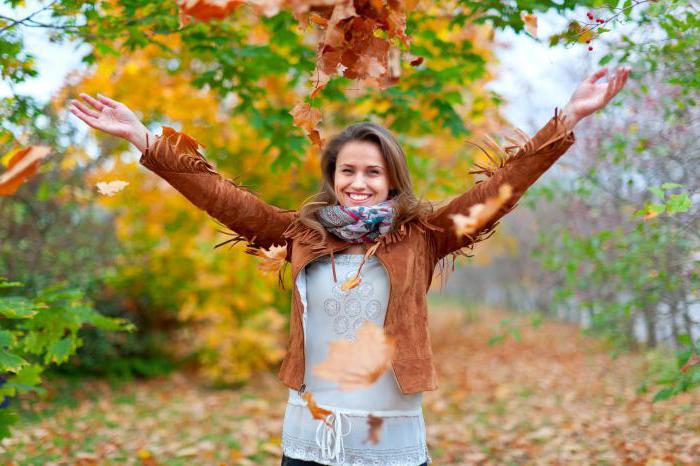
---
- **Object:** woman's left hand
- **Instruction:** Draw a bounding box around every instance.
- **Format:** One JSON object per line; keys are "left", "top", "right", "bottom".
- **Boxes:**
{"left": 562, "top": 66, "right": 631, "bottom": 128}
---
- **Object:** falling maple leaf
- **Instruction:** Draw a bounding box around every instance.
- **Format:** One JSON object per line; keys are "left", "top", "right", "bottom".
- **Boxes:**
{"left": 0, "top": 146, "right": 51, "bottom": 196}
{"left": 449, "top": 184, "right": 513, "bottom": 237}
{"left": 364, "top": 414, "right": 384, "bottom": 445}
{"left": 96, "top": 180, "right": 129, "bottom": 196}
{"left": 245, "top": 244, "right": 288, "bottom": 274}
{"left": 302, "top": 391, "right": 333, "bottom": 428}
{"left": 522, "top": 13, "right": 538, "bottom": 37}
{"left": 290, "top": 102, "right": 323, "bottom": 148}
{"left": 177, "top": 0, "right": 244, "bottom": 27}
{"left": 313, "top": 320, "right": 396, "bottom": 391}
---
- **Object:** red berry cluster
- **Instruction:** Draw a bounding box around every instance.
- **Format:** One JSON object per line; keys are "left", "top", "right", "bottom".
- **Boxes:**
{"left": 585, "top": 11, "right": 605, "bottom": 51}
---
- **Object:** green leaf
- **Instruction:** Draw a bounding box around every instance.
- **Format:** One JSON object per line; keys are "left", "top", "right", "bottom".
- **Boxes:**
{"left": 649, "top": 186, "right": 665, "bottom": 199}
{"left": 0, "top": 350, "right": 27, "bottom": 372}
{"left": 666, "top": 193, "right": 692, "bottom": 214}
{"left": 652, "top": 387, "right": 675, "bottom": 402}
{"left": 599, "top": 54, "right": 614, "bottom": 65}
{"left": 0, "top": 297, "right": 40, "bottom": 319}
{"left": 0, "top": 409, "right": 19, "bottom": 441}
{"left": 46, "top": 337, "right": 74, "bottom": 365}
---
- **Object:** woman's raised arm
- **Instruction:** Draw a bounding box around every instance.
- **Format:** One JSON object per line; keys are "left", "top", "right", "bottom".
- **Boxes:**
{"left": 427, "top": 66, "right": 631, "bottom": 261}
{"left": 69, "top": 93, "right": 296, "bottom": 251}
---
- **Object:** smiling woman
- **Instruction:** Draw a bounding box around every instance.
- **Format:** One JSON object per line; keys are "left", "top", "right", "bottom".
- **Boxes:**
{"left": 69, "top": 64, "right": 630, "bottom": 466}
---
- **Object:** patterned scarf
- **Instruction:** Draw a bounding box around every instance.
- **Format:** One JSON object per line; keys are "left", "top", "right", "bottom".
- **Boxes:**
{"left": 316, "top": 199, "right": 396, "bottom": 243}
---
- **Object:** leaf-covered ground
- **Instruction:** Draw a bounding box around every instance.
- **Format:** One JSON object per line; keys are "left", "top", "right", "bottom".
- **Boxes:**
{"left": 3, "top": 306, "right": 698, "bottom": 465}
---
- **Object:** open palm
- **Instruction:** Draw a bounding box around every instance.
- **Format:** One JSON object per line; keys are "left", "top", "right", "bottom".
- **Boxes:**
{"left": 69, "top": 93, "right": 144, "bottom": 140}
{"left": 565, "top": 66, "right": 631, "bottom": 121}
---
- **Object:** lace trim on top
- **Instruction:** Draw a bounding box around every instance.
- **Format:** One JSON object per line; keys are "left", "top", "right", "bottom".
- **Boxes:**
{"left": 282, "top": 402, "right": 432, "bottom": 466}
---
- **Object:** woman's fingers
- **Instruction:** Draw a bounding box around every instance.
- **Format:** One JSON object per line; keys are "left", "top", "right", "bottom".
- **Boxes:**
{"left": 79, "top": 93, "right": 105, "bottom": 112}
{"left": 587, "top": 67, "right": 608, "bottom": 84}
{"left": 95, "top": 93, "right": 120, "bottom": 108}
{"left": 69, "top": 104, "right": 98, "bottom": 128}
{"left": 72, "top": 100, "right": 100, "bottom": 119}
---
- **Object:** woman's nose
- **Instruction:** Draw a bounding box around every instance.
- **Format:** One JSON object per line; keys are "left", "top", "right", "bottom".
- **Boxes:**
{"left": 350, "top": 175, "right": 367, "bottom": 189}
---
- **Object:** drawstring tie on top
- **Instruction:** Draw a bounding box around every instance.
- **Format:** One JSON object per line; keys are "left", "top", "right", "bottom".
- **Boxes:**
{"left": 315, "top": 408, "right": 352, "bottom": 463}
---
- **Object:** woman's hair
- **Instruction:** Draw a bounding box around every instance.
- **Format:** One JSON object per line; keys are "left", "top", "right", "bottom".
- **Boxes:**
{"left": 298, "top": 121, "right": 435, "bottom": 242}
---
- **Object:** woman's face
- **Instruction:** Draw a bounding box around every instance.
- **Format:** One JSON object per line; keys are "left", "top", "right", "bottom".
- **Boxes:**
{"left": 334, "top": 140, "right": 392, "bottom": 208}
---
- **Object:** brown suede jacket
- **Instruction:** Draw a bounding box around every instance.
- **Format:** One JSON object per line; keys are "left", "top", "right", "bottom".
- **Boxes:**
{"left": 139, "top": 108, "right": 576, "bottom": 395}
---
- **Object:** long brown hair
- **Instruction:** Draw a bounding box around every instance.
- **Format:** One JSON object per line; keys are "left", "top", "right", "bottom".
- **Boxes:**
{"left": 298, "top": 121, "right": 435, "bottom": 242}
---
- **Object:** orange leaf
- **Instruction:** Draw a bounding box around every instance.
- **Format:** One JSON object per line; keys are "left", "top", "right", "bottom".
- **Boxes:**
{"left": 290, "top": 102, "right": 323, "bottom": 148}
{"left": 449, "top": 184, "right": 513, "bottom": 237}
{"left": 365, "top": 414, "right": 384, "bottom": 445}
{"left": 522, "top": 13, "right": 538, "bottom": 37}
{"left": 340, "top": 274, "right": 361, "bottom": 291}
{"left": 642, "top": 210, "right": 659, "bottom": 221}
{"left": 309, "top": 12, "right": 329, "bottom": 27}
{"left": 177, "top": 0, "right": 243, "bottom": 26}
{"left": 0, "top": 146, "right": 51, "bottom": 196}
{"left": 302, "top": 392, "right": 333, "bottom": 428}
{"left": 312, "top": 320, "right": 396, "bottom": 391}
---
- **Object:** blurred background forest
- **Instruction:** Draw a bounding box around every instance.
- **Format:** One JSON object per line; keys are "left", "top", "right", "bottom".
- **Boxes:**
{"left": 0, "top": 0, "right": 698, "bottom": 463}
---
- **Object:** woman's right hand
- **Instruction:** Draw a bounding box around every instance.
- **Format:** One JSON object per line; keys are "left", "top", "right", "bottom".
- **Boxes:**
{"left": 69, "top": 93, "right": 154, "bottom": 152}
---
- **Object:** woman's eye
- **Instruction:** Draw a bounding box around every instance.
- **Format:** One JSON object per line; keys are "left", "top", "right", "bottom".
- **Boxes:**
{"left": 343, "top": 169, "right": 352, "bottom": 174}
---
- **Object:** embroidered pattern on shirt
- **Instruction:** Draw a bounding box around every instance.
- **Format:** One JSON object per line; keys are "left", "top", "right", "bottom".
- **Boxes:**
{"left": 317, "top": 256, "right": 385, "bottom": 340}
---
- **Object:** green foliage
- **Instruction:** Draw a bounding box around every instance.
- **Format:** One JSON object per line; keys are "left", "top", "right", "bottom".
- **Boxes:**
{"left": 0, "top": 276, "right": 135, "bottom": 440}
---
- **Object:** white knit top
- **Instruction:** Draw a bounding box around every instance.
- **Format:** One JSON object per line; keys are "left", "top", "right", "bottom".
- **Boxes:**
{"left": 281, "top": 253, "right": 432, "bottom": 466}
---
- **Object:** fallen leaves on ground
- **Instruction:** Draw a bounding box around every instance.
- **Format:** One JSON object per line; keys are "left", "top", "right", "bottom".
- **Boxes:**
{"left": 4, "top": 307, "right": 698, "bottom": 465}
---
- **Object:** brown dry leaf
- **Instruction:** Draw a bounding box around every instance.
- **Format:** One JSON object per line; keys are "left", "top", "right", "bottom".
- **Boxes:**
{"left": 450, "top": 184, "right": 513, "bottom": 237}
{"left": 313, "top": 320, "right": 396, "bottom": 391}
{"left": 364, "top": 414, "right": 384, "bottom": 445}
{"left": 410, "top": 56, "right": 424, "bottom": 67}
{"left": 302, "top": 392, "right": 333, "bottom": 428}
{"left": 0, "top": 146, "right": 51, "bottom": 196}
{"left": 522, "top": 13, "right": 538, "bottom": 37}
{"left": 96, "top": 180, "right": 129, "bottom": 197}
{"left": 245, "top": 244, "right": 287, "bottom": 274}
{"left": 177, "top": 0, "right": 244, "bottom": 27}
{"left": 341, "top": 274, "right": 361, "bottom": 291}
{"left": 309, "top": 0, "right": 407, "bottom": 94}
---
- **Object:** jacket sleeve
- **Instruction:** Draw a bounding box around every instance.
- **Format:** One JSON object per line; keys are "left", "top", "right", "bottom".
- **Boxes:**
{"left": 138, "top": 126, "right": 297, "bottom": 251}
{"left": 427, "top": 108, "right": 576, "bottom": 262}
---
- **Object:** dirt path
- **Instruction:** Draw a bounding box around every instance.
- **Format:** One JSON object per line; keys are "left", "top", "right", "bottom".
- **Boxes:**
{"left": 3, "top": 307, "right": 698, "bottom": 465}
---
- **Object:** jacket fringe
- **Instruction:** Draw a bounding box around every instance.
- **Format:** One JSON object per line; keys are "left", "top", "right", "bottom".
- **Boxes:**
{"left": 431, "top": 108, "right": 574, "bottom": 290}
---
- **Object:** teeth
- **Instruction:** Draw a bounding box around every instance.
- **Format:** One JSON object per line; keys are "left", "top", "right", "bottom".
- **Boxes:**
{"left": 348, "top": 193, "right": 371, "bottom": 200}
